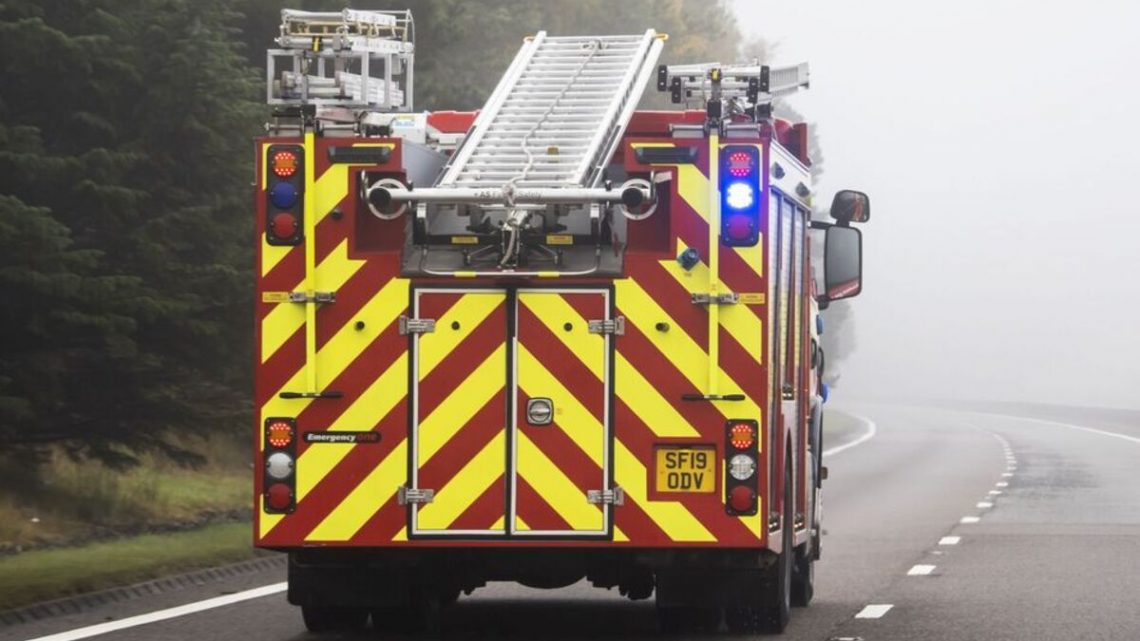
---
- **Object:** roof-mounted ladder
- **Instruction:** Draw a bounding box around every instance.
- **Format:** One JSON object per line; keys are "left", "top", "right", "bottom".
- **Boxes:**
{"left": 379, "top": 30, "right": 665, "bottom": 206}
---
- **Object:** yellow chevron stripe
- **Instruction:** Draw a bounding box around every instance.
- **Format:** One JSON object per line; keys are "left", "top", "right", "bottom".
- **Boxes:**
{"left": 260, "top": 240, "right": 366, "bottom": 364}
{"left": 660, "top": 241, "right": 763, "bottom": 364}
{"left": 515, "top": 431, "right": 603, "bottom": 531}
{"left": 417, "top": 345, "right": 506, "bottom": 466}
{"left": 614, "top": 440, "right": 714, "bottom": 542}
{"left": 258, "top": 277, "right": 408, "bottom": 537}
{"left": 296, "top": 354, "right": 407, "bottom": 500}
{"left": 416, "top": 432, "right": 505, "bottom": 530}
{"left": 614, "top": 353, "right": 699, "bottom": 437}
{"left": 305, "top": 439, "right": 407, "bottom": 541}
{"left": 614, "top": 278, "right": 760, "bottom": 419}
{"left": 516, "top": 344, "right": 603, "bottom": 466}
{"left": 518, "top": 293, "right": 605, "bottom": 381}
{"left": 418, "top": 292, "right": 505, "bottom": 376}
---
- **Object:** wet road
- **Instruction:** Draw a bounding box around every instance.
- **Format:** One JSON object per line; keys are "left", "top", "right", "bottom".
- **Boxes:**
{"left": 6, "top": 404, "right": 1140, "bottom": 641}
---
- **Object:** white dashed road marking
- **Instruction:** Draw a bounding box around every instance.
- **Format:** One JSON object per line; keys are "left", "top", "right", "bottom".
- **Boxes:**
{"left": 960, "top": 516, "right": 981, "bottom": 524}
{"left": 977, "top": 501, "right": 994, "bottom": 508}
{"left": 855, "top": 604, "right": 894, "bottom": 619}
{"left": 939, "top": 536, "right": 961, "bottom": 545}
{"left": 908, "top": 564, "right": 937, "bottom": 576}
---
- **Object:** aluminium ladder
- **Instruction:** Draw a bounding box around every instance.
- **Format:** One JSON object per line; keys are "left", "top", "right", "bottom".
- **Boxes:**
{"left": 437, "top": 30, "right": 665, "bottom": 195}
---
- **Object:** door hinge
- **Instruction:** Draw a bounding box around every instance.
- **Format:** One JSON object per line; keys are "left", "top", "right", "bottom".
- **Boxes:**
{"left": 587, "top": 486, "right": 625, "bottom": 506}
{"left": 398, "top": 316, "right": 436, "bottom": 335}
{"left": 587, "top": 316, "right": 625, "bottom": 336}
{"left": 288, "top": 291, "right": 336, "bottom": 303}
{"left": 397, "top": 486, "right": 434, "bottom": 505}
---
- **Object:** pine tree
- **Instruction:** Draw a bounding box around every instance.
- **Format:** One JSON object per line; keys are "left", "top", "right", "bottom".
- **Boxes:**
{"left": 0, "top": 0, "right": 261, "bottom": 467}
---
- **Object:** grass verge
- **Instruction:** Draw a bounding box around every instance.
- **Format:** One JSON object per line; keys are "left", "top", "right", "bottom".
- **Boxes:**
{"left": 0, "top": 521, "right": 256, "bottom": 611}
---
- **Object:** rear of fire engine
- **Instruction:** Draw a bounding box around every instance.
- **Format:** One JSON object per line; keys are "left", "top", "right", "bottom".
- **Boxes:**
{"left": 254, "top": 9, "right": 870, "bottom": 635}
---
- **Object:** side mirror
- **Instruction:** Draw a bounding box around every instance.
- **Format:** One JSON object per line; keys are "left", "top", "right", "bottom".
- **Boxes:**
{"left": 824, "top": 225, "right": 862, "bottom": 301}
{"left": 830, "top": 190, "right": 870, "bottom": 224}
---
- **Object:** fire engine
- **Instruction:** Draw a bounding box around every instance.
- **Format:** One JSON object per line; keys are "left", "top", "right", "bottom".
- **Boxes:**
{"left": 254, "top": 9, "right": 869, "bottom": 634}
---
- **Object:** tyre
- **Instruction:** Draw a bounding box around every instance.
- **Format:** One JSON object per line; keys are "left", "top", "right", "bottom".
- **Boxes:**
{"left": 656, "top": 605, "right": 720, "bottom": 634}
{"left": 301, "top": 605, "right": 367, "bottom": 632}
{"left": 762, "top": 457, "right": 793, "bottom": 631}
{"left": 725, "top": 456, "right": 793, "bottom": 634}
{"left": 790, "top": 543, "right": 815, "bottom": 607}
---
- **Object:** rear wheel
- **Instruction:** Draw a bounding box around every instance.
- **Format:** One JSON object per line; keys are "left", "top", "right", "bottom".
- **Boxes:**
{"left": 301, "top": 605, "right": 367, "bottom": 632}
{"left": 657, "top": 605, "right": 721, "bottom": 634}
{"left": 725, "top": 457, "right": 793, "bottom": 634}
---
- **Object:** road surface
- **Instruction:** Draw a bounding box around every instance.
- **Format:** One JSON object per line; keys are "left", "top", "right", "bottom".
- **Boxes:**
{"left": 5, "top": 403, "right": 1139, "bottom": 641}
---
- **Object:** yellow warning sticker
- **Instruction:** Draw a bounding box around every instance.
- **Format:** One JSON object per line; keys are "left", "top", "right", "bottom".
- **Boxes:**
{"left": 739, "top": 292, "right": 766, "bottom": 305}
{"left": 450, "top": 236, "right": 479, "bottom": 245}
{"left": 546, "top": 234, "right": 573, "bottom": 245}
{"left": 262, "top": 291, "right": 290, "bottom": 303}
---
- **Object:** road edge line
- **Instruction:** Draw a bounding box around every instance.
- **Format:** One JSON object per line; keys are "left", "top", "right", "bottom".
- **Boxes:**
{"left": 21, "top": 583, "right": 287, "bottom": 641}
{"left": 823, "top": 413, "right": 877, "bottom": 458}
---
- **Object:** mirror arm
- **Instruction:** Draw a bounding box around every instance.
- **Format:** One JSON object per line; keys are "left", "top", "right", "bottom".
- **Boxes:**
{"left": 815, "top": 295, "right": 831, "bottom": 310}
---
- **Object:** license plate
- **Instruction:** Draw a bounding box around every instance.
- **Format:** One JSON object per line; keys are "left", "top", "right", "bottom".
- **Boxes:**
{"left": 655, "top": 446, "right": 716, "bottom": 493}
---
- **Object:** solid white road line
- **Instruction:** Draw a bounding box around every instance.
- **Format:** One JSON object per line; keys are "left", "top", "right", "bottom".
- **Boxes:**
{"left": 907, "top": 564, "right": 936, "bottom": 576}
{"left": 22, "top": 583, "right": 288, "bottom": 641}
{"left": 823, "top": 414, "right": 878, "bottom": 458}
{"left": 960, "top": 516, "right": 981, "bottom": 524}
{"left": 968, "top": 411, "right": 1140, "bottom": 446}
{"left": 939, "top": 536, "right": 961, "bottom": 545}
{"left": 855, "top": 604, "right": 894, "bottom": 619}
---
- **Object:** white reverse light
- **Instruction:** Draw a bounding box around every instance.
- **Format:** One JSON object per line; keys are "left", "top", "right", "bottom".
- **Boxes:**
{"left": 728, "top": 453, "right": 756, "bottom": 481}
{"left": 725, "top": 182, "right": 755, "bottom": 210}
{"left": 266, "top": 452, "right": 294, "bottom": 480}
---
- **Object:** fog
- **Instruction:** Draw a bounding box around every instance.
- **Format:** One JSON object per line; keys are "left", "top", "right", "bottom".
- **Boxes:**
{"left": 732, "top": 0, "right": 1140, "bottom": 409}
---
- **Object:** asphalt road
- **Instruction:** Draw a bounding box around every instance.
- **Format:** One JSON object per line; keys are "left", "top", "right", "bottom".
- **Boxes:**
{"left": 5, "top": 403, "right": 1140, "bottom": 641}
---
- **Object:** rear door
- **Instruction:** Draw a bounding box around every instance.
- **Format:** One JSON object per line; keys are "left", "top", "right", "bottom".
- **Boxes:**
{"left": 511, "top": 289, "right": 611, "bottom": 536}
{"left": 410, "top": 289, "right": 509, "bottom": 536}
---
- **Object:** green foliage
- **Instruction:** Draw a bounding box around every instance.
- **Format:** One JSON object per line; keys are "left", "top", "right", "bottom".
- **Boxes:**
{"left": 1, "top": 0, "right": 750, "bottom": 469}
{"left": 0, "top": 0, "right": 262, "bottom": 466}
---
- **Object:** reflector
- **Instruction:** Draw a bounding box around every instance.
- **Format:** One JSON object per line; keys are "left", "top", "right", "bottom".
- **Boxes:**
{"left": 729, "top": 485, "right": 755, "bottom": 512}
{"left": 270, "top": 212, "right": 299, "bottom": 240}
{"left": 266, "top": 483, "right": 293, "bottom": 510}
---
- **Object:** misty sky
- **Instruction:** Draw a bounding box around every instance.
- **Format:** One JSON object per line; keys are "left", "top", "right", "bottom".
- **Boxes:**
{"left": 731, "top": 0, "right": 1140, "bottom": 409}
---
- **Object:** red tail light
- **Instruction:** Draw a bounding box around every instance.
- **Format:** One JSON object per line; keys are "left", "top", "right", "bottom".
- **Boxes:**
{"left": 729, "top": 486, "right": 755, "bottom": 512}
{"left": 266, "top": 483, "right": 293, "bottom": 510}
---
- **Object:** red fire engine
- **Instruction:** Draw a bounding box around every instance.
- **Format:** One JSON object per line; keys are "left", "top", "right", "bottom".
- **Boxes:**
{"left": 254, "top": 9, "right": 869, "bottom": 634}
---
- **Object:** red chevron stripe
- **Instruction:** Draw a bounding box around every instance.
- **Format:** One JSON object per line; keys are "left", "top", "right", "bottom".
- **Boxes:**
{"left": 416, "top": 297, "right": 506, "bottom": 419}
{"left": 448, "top": 476, "right": 507, "bottom": 531}
{"left": 514, "top": 476, "right": 572, "bottom": 532}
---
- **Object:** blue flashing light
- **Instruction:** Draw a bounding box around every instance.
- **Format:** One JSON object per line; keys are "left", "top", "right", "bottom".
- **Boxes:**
{"left": 725, "top": 181, "right": 755, "bottom": 211}
{"left": 270, "top": 181, "right": 298, "bottom": 210}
